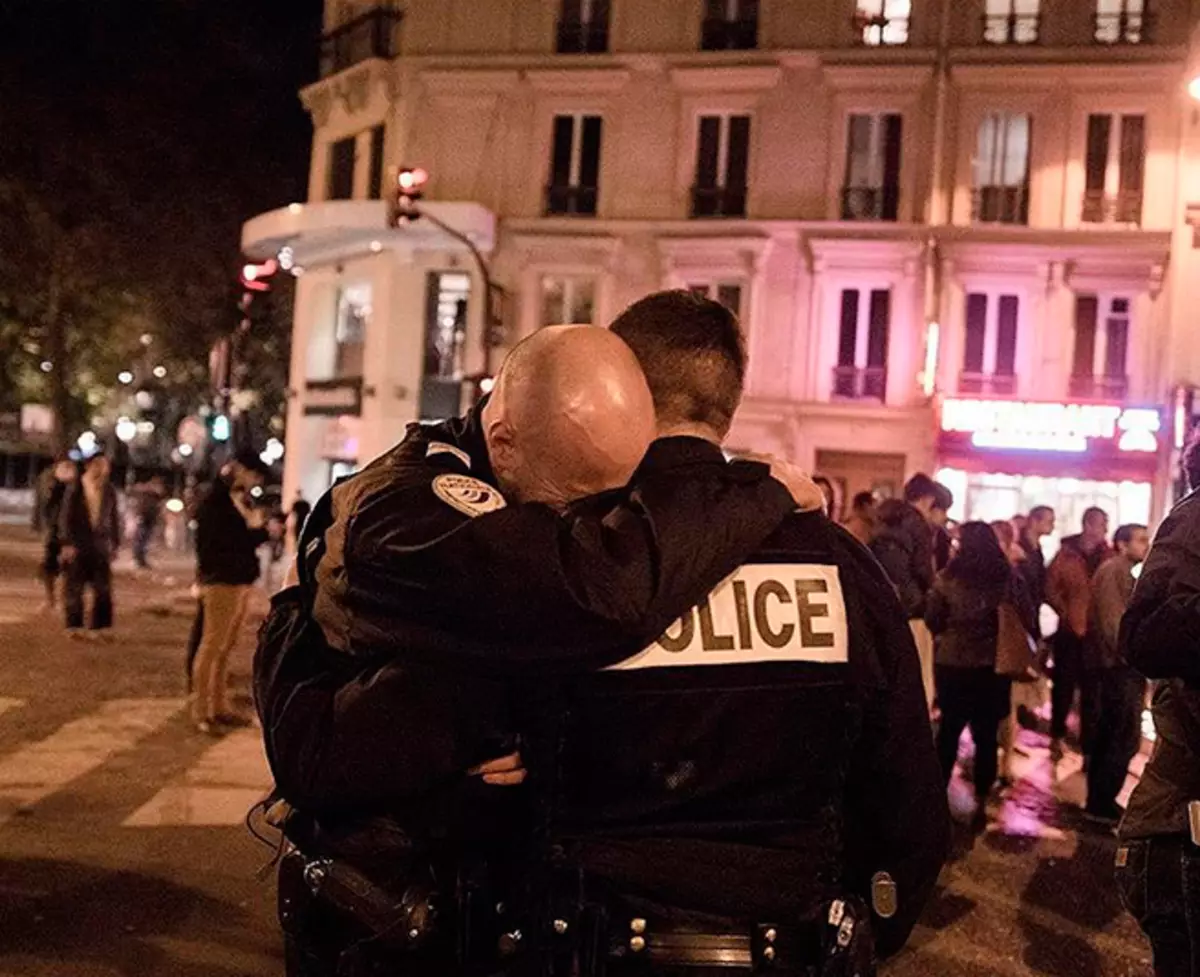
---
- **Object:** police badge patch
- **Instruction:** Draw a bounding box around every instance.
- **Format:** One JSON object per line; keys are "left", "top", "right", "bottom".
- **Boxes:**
{"left": 431, "top": 474, "right": 507, "bottom": 518}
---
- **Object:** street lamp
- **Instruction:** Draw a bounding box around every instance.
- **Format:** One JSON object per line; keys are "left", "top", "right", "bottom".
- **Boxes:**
{"left": 115, "top": 417, "right": 137, "bottom": 443}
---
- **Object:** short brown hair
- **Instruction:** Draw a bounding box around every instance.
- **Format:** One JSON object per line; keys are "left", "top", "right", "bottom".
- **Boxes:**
{"left": 609, "top": 290, "right": 745, "bottom": 437}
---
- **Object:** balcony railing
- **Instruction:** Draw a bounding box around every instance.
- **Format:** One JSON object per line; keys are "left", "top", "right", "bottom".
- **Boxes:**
{"left": 691, "top": 185, "right": 747, "bottom": 218}
{"left": 853, "top": 13, "right": 909, "bottom": 45}
{"left": 1094, "top": 11, "right": 1151, "bottom": 44}
{"left": 841, "top": 185, "right": 900, "bottom": 221}
{"left": 1081, "top": 189, "right": 1143, "bottom": 225}
{"left": 972, "top": 185, "right": 1029, "bottom": 225}
{"left": 700, "top": 17, "right": 758, "bottom": 51}
{"left": 960, "top": 372, "right": 1017, "bottom": 396}
{"left": 981, "top": 13, "right": 1040, "bottom": 45}
{"left": 556, "top": 18, "right": 609, "bottom": 53}
{"left": 1069, "top": 375, "right": 1129, "bottom": 400}
{"left": 546, "top": 184, "right": 598, "bottom": 216}
{"left": 832, "top": 366, "right": 887, "bottom": 401}
{"left": 319, "top": 7, "right": 402, "bottom": 79}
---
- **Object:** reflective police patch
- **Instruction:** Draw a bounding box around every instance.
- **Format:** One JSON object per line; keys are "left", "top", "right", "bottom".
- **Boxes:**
{"left": 432, "top": 474, "right": 506, "bottom": 518}
{"left": 426, "top": 441, "right": 471, "bottom": 469}
{"left": 607, "top": 564, "right": 849, "bottom": 670}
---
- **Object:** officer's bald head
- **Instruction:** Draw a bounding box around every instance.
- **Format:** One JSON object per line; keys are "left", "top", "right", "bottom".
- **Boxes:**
{"left": 482, "top": 325, "right": 656, "bottom": 506}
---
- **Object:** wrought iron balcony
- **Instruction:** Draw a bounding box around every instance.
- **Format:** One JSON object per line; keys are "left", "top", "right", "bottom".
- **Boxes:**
{"left": 556, "top": 18, "right": 609, "bottom": 53}
{"left": 1094, "top": 10, "right": 1151, "bottom": 44}
{"left": 700, "top": 16, "right": 758, "bottom": 51}
{"left": 1069, "top": 375, "right": 1129, "bottom": 401}
{"left": 853, "top": 12, "right": 909, "bottom": 45}
{"left": 959, "top": 372, "right": 1017, "bottom": 397}
{"left": 545, "top": 184, "right": 598, "bottom": 216}
{"left": 981, "top": 13, "right": 1039, "bottom": 45}
{"left": 319, "top": 7, "right": 402, "bottom": 79}
{"left": 841, "top": 185, "right": 900, "bottom": 221}
{"left": 1081, "top": 189, "right": 1143, "bottom": 225}
{"left": 691, "top": 185, "right": 747, "bottom": 218}
{"left": 832, "top": 366, "right": 887, "bottom": 401}
{"left": 972, "top": 185, "right": 1029, "bottom": 225}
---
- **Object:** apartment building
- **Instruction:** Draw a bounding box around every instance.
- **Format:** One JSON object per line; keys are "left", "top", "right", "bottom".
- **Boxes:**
{"left": 242, "top": 0, "right": 1200, "bottom": 538}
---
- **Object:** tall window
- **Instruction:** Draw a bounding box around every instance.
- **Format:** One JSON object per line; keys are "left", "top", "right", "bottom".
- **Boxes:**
{"left": 833, "top": 289, "right": 890, "bottom": 401}
{"left": 692, "top": 115, "right": 750, "bottom": 218}
{"left": 546, "top": 115, "right": 602, "bottom": 216}
{"left": 961, "top": 292, "right": 1019, "bottom": 395}
{"left": 701, "top": 0, "right": 758, "bottom": 51}
{"left": 1095, "top": 0, "right": 1145, "bottom": 44}
{"left": 1082, "top": 114, "right": 1145, "bottom": 224}
{"left": 327, "top": 137, "right": 356, "bottom": 200}
{"left": 972, "top": 113, "right": 1031, "bottom": 224}
{"left": 687, "top": 282, "right": 744, "bottom": 318}
{"left": 334, "top": 284, "right": 371, "bottom": 378}
{"left": 1070, "top": 294, "right": 1130, "bottom": 399}
{"left": 983, "top": 0, "right": 1040, "bottom": 45}
{"left": 557, "top": 0, "right": 609, "bottom": 54}
{"left": 420, "top": 272, "right": 470, "bottom": 420}
{"left": 541, "top": 277, "right": 596, "bottom": 326}
{"left": 367, "top": 125, "right": 385, "bottom": 199}
{"left": 842, "top": 114, "right": 902, "bottom": 220}
{"left": 855, "top": 0, "right": 910, "bottom": 46}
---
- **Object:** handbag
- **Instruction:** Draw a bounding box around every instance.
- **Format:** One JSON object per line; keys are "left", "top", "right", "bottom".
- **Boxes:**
{"left": 995, "top": 600, "right": 1038, "bottom": 681}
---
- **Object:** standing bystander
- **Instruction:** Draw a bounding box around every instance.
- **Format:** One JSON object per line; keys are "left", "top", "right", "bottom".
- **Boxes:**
{"left": 1017, "top": 505, "right": 1056, "bottom": 636}
{"left": 38, "top": 458, "right": 76, "bottom": 612}
{"left": 191, "top": 453, "right": 269, "bottom": 734}
{"left": 1046, "top": 506, "right": 1111, "bottom": 763}
{"left": 841, "top": 490, "right": 878, "bottom": 546}
{"left": 58, "top": 455, "right": 121, "bottom": 638}
{"left": 1082, "top": 524, "right": 1149, "bottom": 824}
{"left": 129, "top": 476, "right": 166, "bottom": 570}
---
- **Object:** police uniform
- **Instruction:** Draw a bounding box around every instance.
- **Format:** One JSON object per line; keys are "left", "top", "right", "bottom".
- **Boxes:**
{"left": 521, "top": 438, "right": 950, "bottom": 976}
{"left": 253, "top": 407, "right": 799, "bottom": 975}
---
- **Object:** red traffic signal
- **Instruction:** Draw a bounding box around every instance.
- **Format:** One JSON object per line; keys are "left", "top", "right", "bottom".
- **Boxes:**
{"left": 240, "top": 259, "right": 278, "bottom": 291}
{"left": 390, "top": 166, "right": 428, "bottom": 226}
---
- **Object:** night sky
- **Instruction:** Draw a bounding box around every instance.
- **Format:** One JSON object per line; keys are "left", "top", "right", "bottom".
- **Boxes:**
{"left": 0, "top": 0, "right": 324, "bottom": 275}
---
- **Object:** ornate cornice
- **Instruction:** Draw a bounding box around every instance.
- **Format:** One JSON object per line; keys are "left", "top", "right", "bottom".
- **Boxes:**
{"left": 300, "top": 58, "right": 398, "bottom": 126}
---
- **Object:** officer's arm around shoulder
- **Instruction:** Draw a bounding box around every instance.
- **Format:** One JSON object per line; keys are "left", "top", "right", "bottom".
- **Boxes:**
{"left": 1121, "top": 500, "right": 1200, "bottom": 681}
{"left": 348, "top": 442, "right": 795, "bottom": 667}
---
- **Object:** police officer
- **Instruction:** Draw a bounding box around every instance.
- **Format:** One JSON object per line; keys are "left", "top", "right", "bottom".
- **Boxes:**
{"left": 258, "top": 324, "right": 820, "bottom": 974}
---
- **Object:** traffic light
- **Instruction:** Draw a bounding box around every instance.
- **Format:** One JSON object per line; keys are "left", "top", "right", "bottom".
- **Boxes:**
{"left": 389, "top": 167, "right": 428, "bottom": 226}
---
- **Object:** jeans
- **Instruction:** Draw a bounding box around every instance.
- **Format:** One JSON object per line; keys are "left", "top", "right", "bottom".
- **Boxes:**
{"left": 935, "top": 665, "right": 1012, "bottom": 800}
{"left": 64, "top": 551, "right": 113, "bottom": 631}
{"left": 1086, "top": 666, "right": 1145, "bottom": 814}
{"left": 1051, "top": 629, "right": 1092, "bottom": 745}
{"left": 190, "top": 584, "right": 250, "bottom": 723}
{"left": 132, "top": 517, "right": 157, "bottom": 568}
{"left": 1116, "top": 837, "right": 1200, "bottom": 976}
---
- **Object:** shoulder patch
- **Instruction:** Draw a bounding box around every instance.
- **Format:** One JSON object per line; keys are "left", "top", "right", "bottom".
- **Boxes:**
{"left": 426, "top": 441, "right": 471, "bottom": 469}
{"left": 432, "top": 474, "right": 506, "bottom": 518}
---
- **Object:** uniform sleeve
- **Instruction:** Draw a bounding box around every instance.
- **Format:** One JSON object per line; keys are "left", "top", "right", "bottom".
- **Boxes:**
{"left": 844, "top": 558, "right": 950, "bottom": 958}
{"left": 1121, "top": 511, "right": 1200, "bottom": 681}
{"left": 347, "top": 448, "right": 796, "bottom": 669}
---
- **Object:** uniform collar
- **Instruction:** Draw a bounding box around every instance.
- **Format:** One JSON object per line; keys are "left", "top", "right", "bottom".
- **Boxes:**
{"left": 434, "top": 399, "right": 497, "bottom": 487}
{"left": 633, "top": 435, "right": 726, "bottom": 476}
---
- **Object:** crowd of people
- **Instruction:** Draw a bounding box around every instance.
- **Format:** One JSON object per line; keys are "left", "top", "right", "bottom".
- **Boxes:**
{"left": 827, "top": 472, "right": 1152, "bottom": 830}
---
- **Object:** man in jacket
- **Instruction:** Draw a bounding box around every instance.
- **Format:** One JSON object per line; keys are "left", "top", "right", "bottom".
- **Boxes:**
{"left": 1116, "top": 434, "right": 1200, "bottom": 975}
{"left": 192, "top": 452, "right": 269, "bottom": 734}
{"left": 1046, "top": 506, "right": 1111, "bottom": 762}
{"left": 1081, "top": 524, "right": 1148, "bottom": 824}
{"left": 59, "top": 454, "right": 121, "bottom": 637}
{"left": 871, "top": 474, "right": 942, "bottom": 710}
{"left": 1017, "top": 505, "right": 1056, "bottom": 635}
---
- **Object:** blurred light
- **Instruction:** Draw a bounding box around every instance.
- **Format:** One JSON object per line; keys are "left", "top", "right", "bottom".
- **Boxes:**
{"left": 165, "top": 498, "right": 185, "bottom": 514}
{"left": 479, "top": 376, "right": 496, "bottom": 395}
{"left": 152, "top": 365, "right": 167, "bottom": 379}
{"left": 40, "top": 360, "right": 52, "bottom": 373}
{"left": 135, "top": 390, "right": 154, "bottom": 410}
{"left": 262, "top": 437, "right": 285, "bottom": 464}
{"left": 76, "top": 431, "right": 98, "bottom": 455}
{"left": 398, "top": 167, "right": 428, "bottom": 190}
{"left": 292, "top": 266, "right": 305, "bottom": 278}
{"left": 1189, "top": 76, "right": 1200, "bottom": 102}
{"left": 115, "top": 418, "right": 138, "bottom": 443}
{"left": 177, "top": 443, "right": 194, "bottom": 458}
{"left": 118, "top": 371, "right": 134, "bottom": 385}
{"left": 140, "top": 333, "right": 153, "bottom": 346}
{"left": 1142, "top": 707, "right": 1157, "bottom": 742}
{"left": 278, "top": 246, "right": 295, "bottom": 271}
{"left": 137, "top": 421, "right": 155, "bottom": 435}
{"left": 249, "top": 485, "right": 264, "bottom": 500}
{"left": 211, "top": 414, "right": 231, "bottom": 442}
{"left": 370, "top": 240, "right": 382, "bottom": 253}
{"left": 287, "top": 203, "right": 303, "bottom": 215}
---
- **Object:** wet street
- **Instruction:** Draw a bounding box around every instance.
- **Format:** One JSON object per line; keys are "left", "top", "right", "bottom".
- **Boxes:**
{"left": 0, "top": 527, "right": 1154, "bottom": 976}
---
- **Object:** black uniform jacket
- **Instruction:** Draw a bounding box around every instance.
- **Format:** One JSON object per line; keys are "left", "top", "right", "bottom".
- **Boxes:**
{"left": 255, "top": 410, "right": 796, "bottom": 819}
{"left": 1119, "top": 488, "right": 1200, "bottom": 839}
{"left": 549, "top": 445, "right": 948, "bottom": 958}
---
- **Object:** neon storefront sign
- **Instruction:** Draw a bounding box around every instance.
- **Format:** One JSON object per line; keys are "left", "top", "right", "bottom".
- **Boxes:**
{"left": 941, "top": 399, "right": 1161, "bottom": 454}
